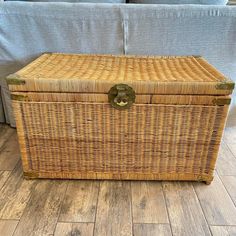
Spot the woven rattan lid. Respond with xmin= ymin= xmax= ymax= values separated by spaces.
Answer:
xmin=7 ymin=53 xmax=234 ymax=95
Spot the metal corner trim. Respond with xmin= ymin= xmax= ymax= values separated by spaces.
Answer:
xmin=42 ymin=52 xmax=53 ymax=55
xmin=24 ymin=172 xmax=39 ymax=178
xmin=192 ymin=55 xmax=202 ymax=58
xmin=212 ymin=98 xmax=231 ymax=106
xmin=6 ymin=74 xmax=25 ymax=85
xmin=11 ymin=94 xmax=28 ymax=101
xmin=216 ymin=81 xmax=235 ymax=90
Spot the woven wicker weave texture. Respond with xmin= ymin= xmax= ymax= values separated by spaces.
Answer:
xmin=8 ymin=54 xmax=234 ymax=183
xmin=13 ymin=54 xmax=225 ymax=82
xmin=8 ymin=54 xmax=234 ymax=95
xmin=13 ymin=102 xmax=227 ymax=183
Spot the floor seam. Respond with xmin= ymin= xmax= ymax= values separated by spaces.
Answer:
xmin=216 ymin=170 xmax=236 ymax=210
xmin=130 ymin=181 xmax=134 ymax=236
xmin=92 ymin=181 xmax=100 ymax=236
xmin=192 ymin=183 xmax=213 ymax=236
xmin=222 ymin=139 xmax=236 ymax=160
xmin=11 ymin=169 xmax=39 ymax=236
xmin=161 ymin=182 xmax=174 ymax=236
xmin=52 ymin=180 xmax=69 ymax=235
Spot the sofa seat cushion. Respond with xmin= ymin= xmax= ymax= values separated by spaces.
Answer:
xmin=129 ymin=0 xmax=228 ymax=5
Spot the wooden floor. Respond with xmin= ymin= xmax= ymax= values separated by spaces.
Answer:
xmin=0 ymin=124 xmax=236 ymax=236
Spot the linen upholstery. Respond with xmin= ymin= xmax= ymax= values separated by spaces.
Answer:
xmin=0 ymin=2 xmax=236 ymax=127
xmin=129 ymin=0 xmax=228 ymax=4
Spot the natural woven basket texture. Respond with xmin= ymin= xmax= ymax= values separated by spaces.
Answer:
xmin=8 ymin=54 xmax=233 ymax=95
xmin=9 ymin=54 xmax=234 ymax=183
xmin=13 ymin=101 xmax=228 ymax=182
xmin=16 ymin=54 xmax=224 ymax=82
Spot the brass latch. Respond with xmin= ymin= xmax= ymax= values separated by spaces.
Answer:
xmin=108 ymin=84 xmax=135 ymax=110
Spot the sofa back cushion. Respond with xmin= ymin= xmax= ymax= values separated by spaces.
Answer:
xmin=129 ymin=0 xmax=228 ymax=5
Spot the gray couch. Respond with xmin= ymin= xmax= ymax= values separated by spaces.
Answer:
xmin=0 ymin=2 xmax=236 ymax=127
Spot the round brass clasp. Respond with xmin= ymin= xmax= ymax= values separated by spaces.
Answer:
xmin=108 ymin=84 xmax=135 ymax=110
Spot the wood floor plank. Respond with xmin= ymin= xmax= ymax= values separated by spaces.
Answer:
xmin=0 ymin=125 xmax=15 ymax=150
xmin=216 ymin=142 xmax=236 ymax=176
xmin=223 ymin=127 xmax=236 ymax=145
xmin=194 ymin=174 xmax=236 ymax=225
xmin=13 ymin=180 xmax=67 ymax=236
xmin=223 ymin=127 xmax=236 ymax=158
xmin=94 ymin=181 xmax=132 ymax=236
xmin=131 ymin=181 xmax=169 ymax=223
xmin=59 ymin=180 xmax=99 ymax=222
xmin=225 ymin=143 xmax=236 ymax=159
xmin=54 ymin=222 xmax=94 ymax=236
xmin=163 ymin=182 xmax=211 ymax=236
xmin=0 ymin=171 xmax=11 ymax=190
xmin=133 ymin=224 xmax=172 ymax=236
xmin=210 ymin=226 xmax=236 ymax=236
xmin=221 ymin=176 xmax=236 ymax=205
xmin=0 ymin=162 xmax=37 ymax=220
xmin=0 ymin=220 xmax=18 ymax=236
xmin=0 ymin=132 xmax=20 ymax=171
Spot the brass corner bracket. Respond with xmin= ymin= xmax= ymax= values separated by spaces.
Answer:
xmin=216 ymin=82 xmax=235 ymax=90
xmin=212 ymin=98 xmax=231 ymax=106
xmin=23 ymin=172 xmax=39 ymax=179
xmin=11 ymin=94 xmax=28 ymax=101
xmin=6 ymin=77 xmax=25 ymax=85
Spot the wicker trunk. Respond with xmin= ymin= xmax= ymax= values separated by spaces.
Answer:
xmin=7 ymin=53 xmax=234 ymax=184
